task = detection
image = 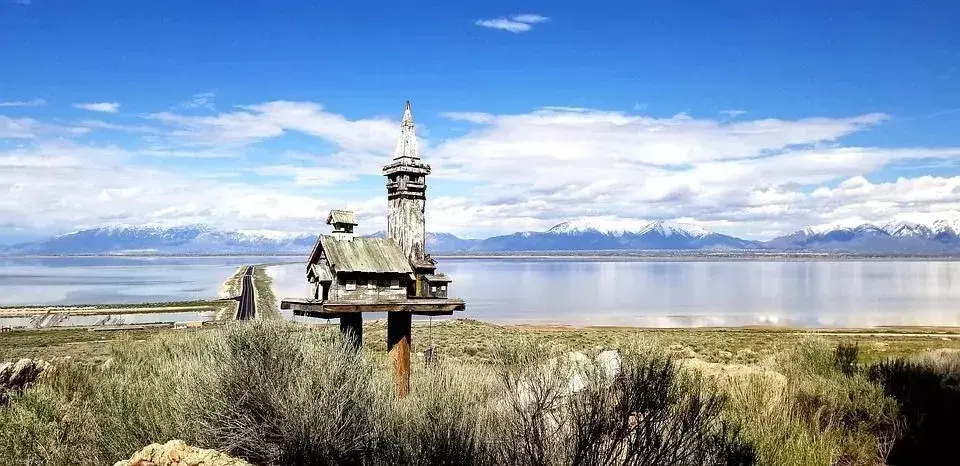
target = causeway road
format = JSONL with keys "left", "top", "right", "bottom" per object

{"left": 236, "top": 266, "right": 256, "bottom": 320}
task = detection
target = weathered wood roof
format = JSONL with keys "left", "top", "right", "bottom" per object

{"left": 309, "top": 263, "right": 335, "bottom": 282}
{"left": 424, "top": 274, "right": 452, "bottom": 283}
{"left": 326, "top": 209, "right": 357, "bottom": 225}
{"left": 319, "top": 236, "right": 413, "bottom": 274}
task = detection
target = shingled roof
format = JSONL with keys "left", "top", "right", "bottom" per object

{"left": 313, "top": 236, "right": 413, "bottom": 274}
{"left": 326, "top": 210, "right": 357, "bottom": 226}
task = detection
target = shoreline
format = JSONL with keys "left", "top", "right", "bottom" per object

{"left": 0, "top": 304, "right": 223, "bottom": 318}
{"left": 4, "top": 316, "right": 960, "bottom": 335}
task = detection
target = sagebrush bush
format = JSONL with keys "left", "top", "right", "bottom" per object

{"left": 0, "top": 322, "right": 758, "bottom": 465}
{"left": 492, "top": 345, "right": 756, "bottom": 465}
{"left": 725, "top": 339, "right": 901, "bottom": 465}
{"left": 834, "top": 342, "right": 859, "bottom": 377}
{"left": 869, "top": 352, "right": 960, "bottom": 465}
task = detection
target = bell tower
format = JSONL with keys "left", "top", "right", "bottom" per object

{"left": 383, "top": 101, "right": 431, "bottom": 263}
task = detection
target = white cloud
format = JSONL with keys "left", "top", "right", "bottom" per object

{"left": 0, "top": 141, "right": 352, "bottom": 233}
{"left": 720, "top": 109, "right": 747, "bottom": 118}
{"left": 6, "top": 98, "right": 960, "bottom": 240}
{"left": 0, "top": 116, "right": 40, "bottom": 138}
{"left": 180, "top": 91, "right": 216, "bottom": 110}
{"left": 73, "top": 102, "right": 121, "bottom": 113}
{"left": 475, "top": 14, "right": 550, "bottom": 33}
{"left": 0, "top": 98, "right": 46, "bottom": 107}
{"left": 149, "top": 101, "right": 398, "bottom": 154}
{"left": 420, "top": 107, "right": 960, "bottom": 237}
{"left": 0, "top": 115, "right": 89, "bottom": 139}
{"left": 441, "top": 112, "right": 496, "bottom": 123}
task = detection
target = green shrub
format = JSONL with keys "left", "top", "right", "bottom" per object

{"left": 1, "top": 322, "right": 757, "bottom": 465}
{"left": 869, "top": 352, "right": 960, "bottom": 465}
{"left": 491, "top": 346, "right": 756, "bottom": 465}
{"left": 726, "top": 340, "right": 901, "bottom": 465}
{"left": 834, "top": 342, "right": 859, "bottom": 377}
{"left": 0, "top": 385, "right": 100, "bottom": 465}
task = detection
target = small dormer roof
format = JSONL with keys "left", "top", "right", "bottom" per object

{"left": 327, "top": 210, "right": 357, "bottom": 226}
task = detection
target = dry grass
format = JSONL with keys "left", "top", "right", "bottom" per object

{"left": 1, "top": 321, "right": 756, "bottom": 466}
{"left": 5, "top": 320, "right": 960, "bottom": 465}
{"left": 252, "top": 266, "right": 280, "bottom": 320}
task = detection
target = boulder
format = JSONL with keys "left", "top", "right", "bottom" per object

{"left": 113, "top": 440, "right": 251, "bottom": 466}
{"left": 596, "top": 349, "right": 621, "bottom": 379}
{"left": 0, "top": 361, "right": 11, "bottom": 385}
{"left": 1, "top": 358, "right": 49, "bottom": 404}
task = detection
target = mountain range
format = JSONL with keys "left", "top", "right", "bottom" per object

{"left": 6, "top": 218, "right": 960, "bottom": 255}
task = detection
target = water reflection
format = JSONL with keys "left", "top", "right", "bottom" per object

{"left": 271, "top": 258, "right": 960, "bottom": 328}
{"left": 0, "top": 256, "right": 292, "bottom": 306}
{"left": 0, "top": 311, "right": 216, "bottom": 329}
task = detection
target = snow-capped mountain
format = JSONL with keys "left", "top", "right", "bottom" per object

{"left": 546, "top": 219, "right": 711, "bottom": 238}
{"left": 475, "top": 219, "right": 756, "bottom": 251}
{"left": 11, "top": 216, "right": 960, "bottom": 256}
{"left": 366, "top": 231, "right": 481, "bottom": 253}
{"left": 5, "top": 225, "right": 316, "bottom": 255}
{"left": 765, "top": 217, "right": 960, "bottom": 252}
{"left": 882, "top": 221, "right": 933, "bottom": 238}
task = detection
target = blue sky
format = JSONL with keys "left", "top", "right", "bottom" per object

{"left": 2, "top": 0, "right": 960, "bottom": 242}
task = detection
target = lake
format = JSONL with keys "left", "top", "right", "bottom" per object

{"left": 4, "top": 256, "right": 960, "bottom": 328}
{"left": 273, "top": 258, "right": 960, "bottom": 327}
{"left": 0, "top": 256, "right": 293, "bottom": 306}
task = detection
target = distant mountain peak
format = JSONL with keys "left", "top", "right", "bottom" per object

{"left": 769, "top": 215, "right": 960, "bottom": 253}
{"left": 638, "top": 220, "right": 710, "bottom": 238}
{"left": 547, "top": 218, "right": 711, "bottom": 238}
{"left": 547, "top": 218, "right": 646, "bottom": 235}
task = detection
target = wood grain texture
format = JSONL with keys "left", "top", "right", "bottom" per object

{"left": 387, "top": 311, "right": 412, "bottom": 398}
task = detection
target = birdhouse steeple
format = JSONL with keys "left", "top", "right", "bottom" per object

{"left": 383, "top": 101, "right": 431, "bottom": 263}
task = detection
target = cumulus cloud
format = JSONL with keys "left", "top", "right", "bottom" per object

{"left": 5, "top": 98, "right": 960, "bottom": 240}
{"left": 0, "top": 141, "right": 358, "bottom": 233}
{"left": 475, "top": 14, "right": 550, "bottom": 33}
{"left": 73, "top": 102, "right": 121, "bottom": 113}
{"left": 423, "top": 107, "right": 960, "bottom": 237}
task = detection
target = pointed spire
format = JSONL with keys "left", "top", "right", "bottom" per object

{"left": 392, "top": 100, "right": 420, "bottom": 160}
{"left": 401, "top": 100, "right": 413, "bottom": 126}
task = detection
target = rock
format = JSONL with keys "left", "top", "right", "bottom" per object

{"left": 596, "top": 350, "right": 621, "bottom": 378}
{"left": 0, "top": 361, "right": 11, "bottom": 385}
{"left": 666, "top": 343, "right": 698, "bottom": 359}
{"left": 1, "top": 358, "right": 50, "bottom": 405}
{"left": 718, "top": 350, "right": 733, "bottom": 359}
{"left": 8, "top": 358, "right": 37, "bottom": 387}
{"left": 113, "top": 440, "right": 251, "bottom": 466}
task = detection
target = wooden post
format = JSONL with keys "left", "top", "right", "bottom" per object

{"left": 339, "top": 313, "right": 363, "bottom": 351}
{"left": 387, "top": 311, "right": 412, "bottom": 398}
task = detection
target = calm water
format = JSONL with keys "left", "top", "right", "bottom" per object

{"left": 4, "top": 256, "right": 960, "bottom": 328}
{"left": 271, "top": 258, "right": 960, "bottom": 328}
{"left": 0, "top": 256, "right": 290, "bottom": 306}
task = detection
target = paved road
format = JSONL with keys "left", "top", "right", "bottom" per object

{"left": 236, "top": 266, "right": 256, "bottom": 320}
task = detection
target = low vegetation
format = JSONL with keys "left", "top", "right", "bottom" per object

{"left": 220, "top": 266, "right": 247, "bottom": 299}
{"left": 2, "top": 320, "right": 959, "bottom": 465}
{"left": 253, "top": 266, "right": 280, "bottom": 320}
{"left": 0, "top": 321, "right": 753, "bottom": 465}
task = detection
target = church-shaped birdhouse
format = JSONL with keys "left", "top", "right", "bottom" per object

{"left": 281, "top": 101, "right": 465, "bottom": 396}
